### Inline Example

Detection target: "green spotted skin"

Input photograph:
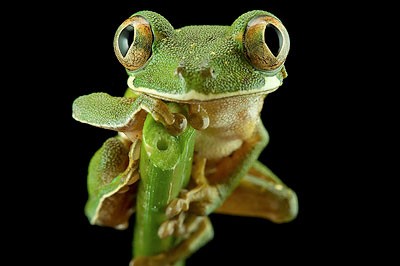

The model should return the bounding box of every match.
[127,10,285,100]
[72,93,137,129]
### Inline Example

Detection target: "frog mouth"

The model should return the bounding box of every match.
[127,76,281,103]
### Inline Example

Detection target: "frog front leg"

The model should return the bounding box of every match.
[72,92,187,140]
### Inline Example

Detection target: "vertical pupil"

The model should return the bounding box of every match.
[119,25,135,57]
[264,24,281,56]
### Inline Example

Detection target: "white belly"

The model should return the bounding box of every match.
[194,94,265,160]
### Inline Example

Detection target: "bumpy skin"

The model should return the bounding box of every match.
[73,10,298,266]
[125,10,286,101]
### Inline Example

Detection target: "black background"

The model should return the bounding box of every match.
[11,1,379,265]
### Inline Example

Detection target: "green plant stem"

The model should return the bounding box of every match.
[133,104,195,266]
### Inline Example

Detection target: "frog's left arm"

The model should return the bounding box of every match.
[72,90,187,141]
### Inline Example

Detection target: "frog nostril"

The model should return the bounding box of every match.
[175,64,187,78]
[200,67,215,78]
[264,24,281,57]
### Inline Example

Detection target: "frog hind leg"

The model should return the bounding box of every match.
[162,121,270,221]
[214,160,298,223]
[162,121,297,228]
[85,134,141,230]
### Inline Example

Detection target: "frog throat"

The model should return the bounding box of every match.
[127,76,281,102]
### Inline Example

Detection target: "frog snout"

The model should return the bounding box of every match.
[174,64,216,80]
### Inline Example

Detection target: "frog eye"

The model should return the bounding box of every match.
[113,16,153,71]
[244,15,290,73]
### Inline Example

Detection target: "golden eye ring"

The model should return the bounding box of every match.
[113,16,153,71]
[244,15,290,72]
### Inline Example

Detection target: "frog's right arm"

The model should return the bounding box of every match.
[72,92,187,140]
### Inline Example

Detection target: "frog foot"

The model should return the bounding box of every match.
[159,155,218,238]
[135,215,213,266]
[187,103,209,131]
[164,185,209,218]
[158,212,185,238]
[158,184,218,238]
[165,112,187,136]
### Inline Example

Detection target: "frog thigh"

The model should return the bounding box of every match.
[215,160,298,223]
[85,135,140,229]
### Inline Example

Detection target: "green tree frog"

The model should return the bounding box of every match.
[72,10,298,266]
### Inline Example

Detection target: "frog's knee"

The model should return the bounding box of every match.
[271,189,298,223]
[89,136,130,183]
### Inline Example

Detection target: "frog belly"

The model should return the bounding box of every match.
[193,94,265,160]
[195,133,243,160]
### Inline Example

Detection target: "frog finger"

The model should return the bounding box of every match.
[187,104,209,131]
[134,216,213,266]
[139,95,187,136]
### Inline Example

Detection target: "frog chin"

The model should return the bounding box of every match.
[127,75,281,102]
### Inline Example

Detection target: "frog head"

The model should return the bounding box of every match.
[113,10,290,102]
